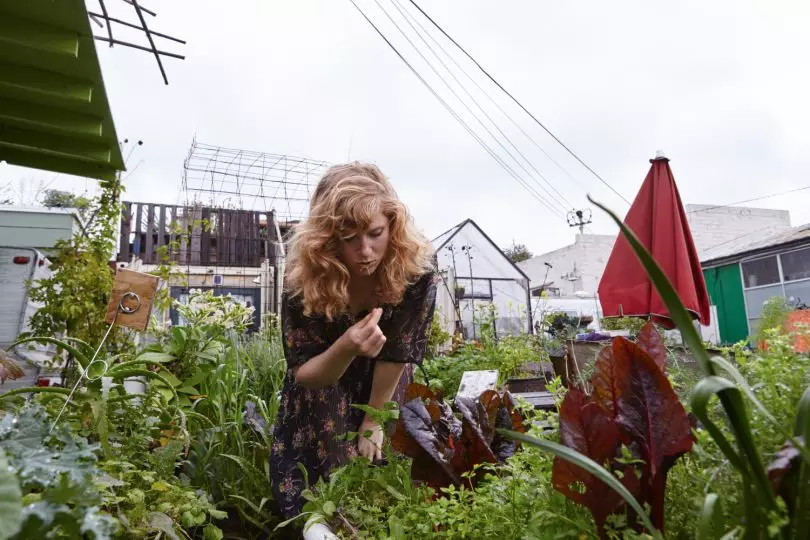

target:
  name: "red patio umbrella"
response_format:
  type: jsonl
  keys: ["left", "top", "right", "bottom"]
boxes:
{"left": 597, "top": 154, "right": 710, "bottom": 329}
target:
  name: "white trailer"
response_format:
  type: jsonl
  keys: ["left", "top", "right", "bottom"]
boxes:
{"left": 0, "top": 247, "right": 58, "bottom": 389}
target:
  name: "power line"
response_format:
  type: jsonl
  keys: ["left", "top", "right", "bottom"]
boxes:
{"left": 392, "top": 0, "right": 591, "bottom": 201}
{"left": 370, "top": 0, "right": 570, "bottom": 213}
{"left": 407, "top": 0, "right": 630, "bottom": 205}
{"left": 687, "top": 184, "right": 810, "bottom": 215}
{"left": 347, "top": 0, "right": 565, "bottom": 218}
{"left": 385, "top": 0, "right": 574, "bottom": 211}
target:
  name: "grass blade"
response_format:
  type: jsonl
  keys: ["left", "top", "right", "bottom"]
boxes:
{"left": 793, "top": 386, "right": 810, "bottom": 536}
{"left": 9, "top": 336, "right": 89, "bottom": 369}
{"left": 497, "top": 428, "right": 660, "bottom": 538}
{"left": 697, "top": 493, "right": 721, "bottom": 540}
{"left": 0, "top": 386, "right": 73, "bottom": 401}
{"left": 690, "top": 377, "right": 748, "bottom": 475}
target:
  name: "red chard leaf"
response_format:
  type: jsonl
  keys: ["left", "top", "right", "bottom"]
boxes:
{"left": 591, "top": 344, "right": 622, "bottom": 416}
{"left": 490, "top": 392, "right": 525, "bottom": 461}
{"left": 392, "top": 397, "right": 461, "bottom": 488}
{"left": 501, "top": 392, "right": 526, "bottom": 434}
{"left": 636, "top": 322, "right": 667, "bottom": 373}
{"left": 454, "top": 396, "right": 498, "bottom": 470}
{"left": 393, "top": 383, "right": 524, "bottom": 492}
{"left": 611, "top": 338, "right": 692, "bottom": 479}
{"left": 610, "top": 337, "right": 693, "bottom": 531}
{"left": 767, "top": 436, "right": 804, "bottom": 516}
{"left": 552, "top": 388, "right": 637, "bottom": 534}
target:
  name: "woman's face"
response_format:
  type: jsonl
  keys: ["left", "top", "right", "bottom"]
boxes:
{"left": 340, "top": 212, "right": 390, "bottom": 278}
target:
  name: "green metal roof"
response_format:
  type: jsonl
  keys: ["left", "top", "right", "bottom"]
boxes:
{"left": 0, "top": 0, "right": 125, "bottom": 180}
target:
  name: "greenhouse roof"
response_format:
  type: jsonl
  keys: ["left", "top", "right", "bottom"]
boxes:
{"left": 0, "top": 0, "right": 125, "bottom": 180}
{"left": 432, "top": 218, "right": 530, "bottom": 282}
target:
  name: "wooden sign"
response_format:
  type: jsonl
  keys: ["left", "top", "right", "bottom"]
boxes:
{"left": 104, "top": 268, "right": 160, "bottom": 331}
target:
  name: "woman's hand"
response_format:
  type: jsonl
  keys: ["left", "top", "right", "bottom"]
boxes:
{"left": 358, "top": 416, "right": 383, "bottom": 461}
{"left": 342, "top": 308, "right": 386, "bottom": 358}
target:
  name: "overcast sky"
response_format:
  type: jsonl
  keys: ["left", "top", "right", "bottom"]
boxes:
{"left": 3, "top": 0, "right": 810, "bottom": 255}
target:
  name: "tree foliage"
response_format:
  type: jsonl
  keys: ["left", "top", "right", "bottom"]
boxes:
{"left": 503, "top": 243, "right": 533, "bottom": 263}
{"left": 22, "top": 177, "right": 127, "bottom": 352}
{"left": 40, "top": 189, "right": 91, "bottom": 213}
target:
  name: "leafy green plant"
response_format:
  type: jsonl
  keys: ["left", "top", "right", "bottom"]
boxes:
{"left": 20, "top": 176, "right": 131, "bottom": 373}
{"left": 0, "top": 405, "right": 118, "bottom": 540}
{"left": 0, "top": 449, "right": 22, "bottom": 540}
{"left": 291, "top": 409, "right": 597, "bottom": 539}
{"left": 417, "top": 328, "right": 539, "bottom": 399}
{"left": 144, "top": 289, "right": 255, "bottom": 381}
{"left": 241, "top": 333, "right": 286, "bottom": 426}
{"left": 426, "top": 314, "right": 452, "bottom": 357}
{"left": 754, "top": 297, "right": 791, "bottom": 347}
{"left": 181, "top": 335, "right": 277, "bottom": 534}
{"left": 600, "top": 317, "right": 648, "bottom": 336}
{"left": 99, "top": 459, "right": 225, "bottom": 539}
{"left": 1, "top": 336, "right": 180, "bottom": 409}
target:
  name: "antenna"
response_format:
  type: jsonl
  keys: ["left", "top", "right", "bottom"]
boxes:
{"left": 88, "top": 0, "right": 186, "bottom": 84}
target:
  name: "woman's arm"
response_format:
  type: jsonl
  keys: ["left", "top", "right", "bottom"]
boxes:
{"left": 367, "top": 361, "right": 407, "bottom": 410}
{"left": 294, "top": 308, "right": 386, "bottom": 388}
{"left": 358, "top": 361, "right": 406, "bottom": 460}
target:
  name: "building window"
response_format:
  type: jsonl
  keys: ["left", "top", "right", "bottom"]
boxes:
{"left": 741, "top": 256, "right": 780, "bottom": 288}
{"left": 780, "top": 247, "right": 810, "bottom": 282}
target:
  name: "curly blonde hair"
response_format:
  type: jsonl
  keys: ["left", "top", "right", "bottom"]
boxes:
{"left": 285, "top": 162, "right": 434, "bottom": 319}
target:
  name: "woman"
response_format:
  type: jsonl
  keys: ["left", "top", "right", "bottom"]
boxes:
{"left": 270, "top": 162, "right": 438, "bottom": 520}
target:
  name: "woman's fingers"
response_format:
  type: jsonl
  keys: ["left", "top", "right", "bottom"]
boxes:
{"left": 356, "top": 307, "right": 382, "bottom": 330}
{"left": 357, "top": 309, "right": 383, "bottom": 339}
{"left": 370, "top": 334, "right": 386, "bottom": 357}
{"left": 367, "top": 308, "right": 382, "bottom": 327}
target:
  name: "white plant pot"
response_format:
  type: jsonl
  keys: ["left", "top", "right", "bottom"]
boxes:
{"left": 123, "top": 376, "right": 146, "bottom": 395}
{"left": 302, "top": 515, "right": 337, "bottom": 540}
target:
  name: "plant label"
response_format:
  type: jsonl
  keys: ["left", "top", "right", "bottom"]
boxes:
{"left": 457, "top": 370, "right": 498, "bottom": 398}
{"left": 104, "top": 268, "right": 160, "bottom": 331}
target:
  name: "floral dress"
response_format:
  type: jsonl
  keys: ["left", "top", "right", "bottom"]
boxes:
{"left": 269, "top": 271, "right": 439, "bottom": 519}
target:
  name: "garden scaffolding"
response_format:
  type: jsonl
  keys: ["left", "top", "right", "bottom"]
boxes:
{"left": 181, "top": 140, "right": 329, "bottom": 226}
{"left": 118, "top": 141, "right": 330, "bottom": 330}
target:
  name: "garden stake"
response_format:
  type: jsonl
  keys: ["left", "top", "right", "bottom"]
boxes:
{"left": 49, "top": 292, "right": 141, "bottom": 434}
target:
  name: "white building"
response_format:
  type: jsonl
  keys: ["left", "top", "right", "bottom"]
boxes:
{"left": 518, "top": 204, "right": 792, "bottom": 329}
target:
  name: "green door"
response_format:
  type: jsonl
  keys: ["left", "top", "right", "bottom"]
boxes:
{"left": 703, "top": 264, "right": 748, "bottom": 344}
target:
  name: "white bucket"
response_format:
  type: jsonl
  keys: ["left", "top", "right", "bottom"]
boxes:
{"left": 302, "top": 515, "right": 337, "bottom": 540}
{"left": 123, "top": 376, "right": 146, "bottom": 395}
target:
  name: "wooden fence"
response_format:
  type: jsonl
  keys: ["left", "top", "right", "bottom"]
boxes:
{"left": 118, "top": 202, "right": 280, "bottom": 267}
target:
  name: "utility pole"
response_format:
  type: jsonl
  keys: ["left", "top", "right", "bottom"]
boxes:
{"left": 531, "top": 262, "right": 553, "bottom": 332}
{"left": 567, "top": 209, "right": 593, "bottom": 234}
{"left": 461, "top": 244, "right": 475, "bottom": 340}
{"left": 445, "top": 244, "right": 463, "bottom": 336}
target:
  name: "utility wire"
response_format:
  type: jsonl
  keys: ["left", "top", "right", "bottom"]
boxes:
{"left": 407, "top": 0, "right": 631, "bottom": 205}
{"left": 348, "top": 0, "right": 565, "bottom": 218}
{"left": 687, "top": 184, "right": 810, "bottom": 215}
{"left": 385, "top": 0, "right": 573, "bottom": 211}
{"left": 392, "top": 0, "right": 591, "bottom": 200}
{"left": 371, "top": 0, "right": 569, "bottom": 213}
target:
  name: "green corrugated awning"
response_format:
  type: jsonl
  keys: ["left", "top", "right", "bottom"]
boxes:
{"left": 0, "top": 0, "right": 125, "bottom": 180}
